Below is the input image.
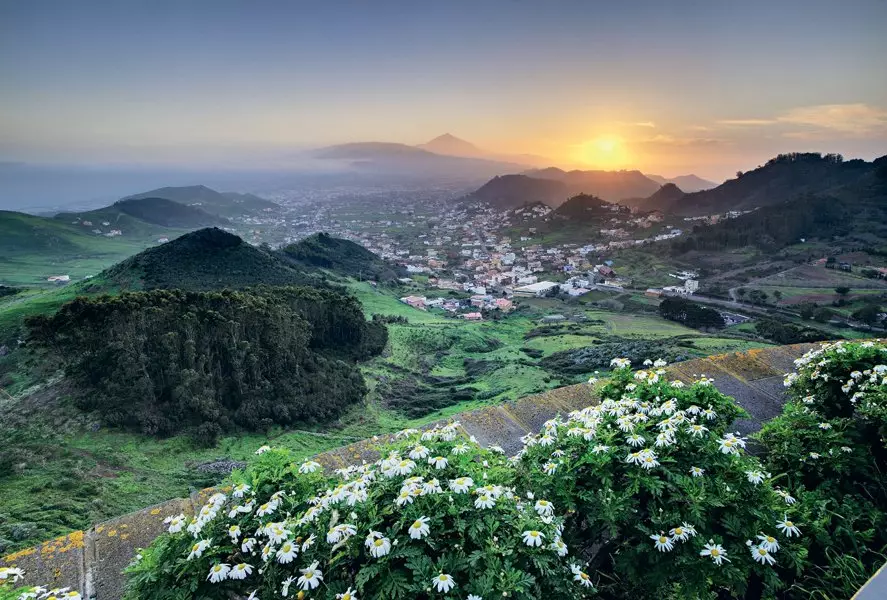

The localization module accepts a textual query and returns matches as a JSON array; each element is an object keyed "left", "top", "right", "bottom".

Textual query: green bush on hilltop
[{"left": 25, "top": 286, "right": 387, "bottom": 445}]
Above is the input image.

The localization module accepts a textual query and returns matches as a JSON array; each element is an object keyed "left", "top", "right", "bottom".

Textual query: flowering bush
[
  {"left": 757, "top": 339, "right": 887, "bottom": 598},
  {"left": 0, "top": 567, "right": 82, "bottom": 600},
  {"left": 121, "top": 422, "right": 589, "bottom": 599},
  {"left": 518, "top": 359, "right": 807, "bottom": 599}
]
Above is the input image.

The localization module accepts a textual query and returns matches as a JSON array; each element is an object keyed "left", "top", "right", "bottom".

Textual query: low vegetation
[
  {"left": 5, "top": 340, "right": 880, "bottom": 599},
  {"left": 25, "top": 287, "right": 386, "bottom": 445}
]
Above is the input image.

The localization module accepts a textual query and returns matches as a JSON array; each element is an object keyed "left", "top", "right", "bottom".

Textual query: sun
[{"left": 575, "top": 136, "right": 629, "bottom": 168}]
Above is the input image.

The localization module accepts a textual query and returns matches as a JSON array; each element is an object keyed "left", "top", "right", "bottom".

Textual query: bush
[
  {"left": 756, "top": 340, "right": 887, "bottom": 598},
  {"left": 517, "top": 361, "right": 807, "bottom": 599},
  {"left": 659, "top": 297, "right": 725, "bottom": 329},
  {"left": 121, "top": 426, "right": 589, "bottom": 599}
]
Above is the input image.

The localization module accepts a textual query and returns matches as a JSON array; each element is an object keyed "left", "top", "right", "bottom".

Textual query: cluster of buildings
[{"left": 398, "top": 293, "right": 514, "bottom": 319}]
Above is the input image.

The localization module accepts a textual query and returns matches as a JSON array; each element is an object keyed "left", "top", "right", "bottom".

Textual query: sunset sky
[{"left": 1, "top": 0, "right": 886, "bottom": 181}]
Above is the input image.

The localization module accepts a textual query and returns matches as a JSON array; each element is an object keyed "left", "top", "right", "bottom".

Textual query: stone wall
[{"left": 1, "top": 343, "right": 817, "bottom": 599}]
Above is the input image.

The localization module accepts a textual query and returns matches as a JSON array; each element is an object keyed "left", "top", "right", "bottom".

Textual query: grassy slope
[{"left": 0, "top": 279, "right": 775, "bottom": 554}]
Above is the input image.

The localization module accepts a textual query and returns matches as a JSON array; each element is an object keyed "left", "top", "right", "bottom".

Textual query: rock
[
  {"left": 194, "top": 458, "right": 246, "bottom": 475},
  {"left": 0, "top": 345, "right": 9, "bottom": 356}
]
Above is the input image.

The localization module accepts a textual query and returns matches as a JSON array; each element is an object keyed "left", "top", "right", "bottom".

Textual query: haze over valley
[{"left": 2, "top": 2, "right": 887, "bottom": 599}]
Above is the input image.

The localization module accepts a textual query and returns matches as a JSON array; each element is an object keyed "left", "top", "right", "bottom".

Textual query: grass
[{"left": 0, "top": 277, "right": 780, "bottom": 555}]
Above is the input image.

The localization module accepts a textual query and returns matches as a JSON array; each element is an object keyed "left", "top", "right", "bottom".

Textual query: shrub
[
  {"left": 756, "top": 340, "right": 887, "bottom": 598},
  {"left": 517, "top": 361, "right": 807, "bottom": 599},
  {"left": 121, "top": 426, "right": 589, "bottom": 600}
]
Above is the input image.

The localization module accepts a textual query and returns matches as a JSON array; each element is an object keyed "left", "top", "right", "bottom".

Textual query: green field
[{"left": 0, "top": 277, "right": 779, "bottom": 555}]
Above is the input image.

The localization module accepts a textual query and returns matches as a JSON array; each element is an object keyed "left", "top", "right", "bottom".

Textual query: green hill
[
  {"left": 103, "top": 227, "right": 311, "bottom": 290},
  {"left": 55, "top": 197, "right": 227, "bottom": 235},
  {"left": 673, "top": 157, "right": 887, "bottom": 254},
  {"left": 123, "top": 185, "right": 279, "bottom": 218},
  {"left": 0, "top": 210, "right": 102, "bottom": 257},
  {"left": 551, "top": 194, "right": 629, "bottom": 222},
  {"left": 665, "top": 153, "right": 880, "bottom": 216},
  {"left": 280, "top": 232, "right": 403, "bottom": 281}
]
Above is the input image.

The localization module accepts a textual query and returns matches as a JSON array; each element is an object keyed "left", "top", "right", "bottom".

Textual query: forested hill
[
  {"left": 463, "top": 174, "right": 569, "bottom": 209},
  {"left": 26, "top": 286, "right": 388, "bottom": 444},
  {"left": 102, "top": 227, "right": 312, "bottom": 290},
  {"left": 281, "top": 232, "right": 404, "bottom": 281},
  {"left": 123, "top": 185, "right": 280, "bottom": 218},
  {"left": 665, "top": 153, "right": 882, "bottom": 216},
  {"left": 56, "top": 197, "right": 227, "bottom": 232},
  {"left": 672, "top": 157, "right": 887, "bottom": 253},
  {"left": 551, "top": 194, "right": 629, "bottom": 221},
  {"left": 625, "top": 183, "right": 685, "bottom": 211}
]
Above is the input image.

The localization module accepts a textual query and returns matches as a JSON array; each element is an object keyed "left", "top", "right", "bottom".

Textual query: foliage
[
  {"left": 122, "top": 425, "right": 589, "bottom": 600},
  {"left": 756, "top": 340, "right": 887, "bottom": 598},
  {"left": 658, "top": 296, "right": 725, "bottom": 329},
  {"left": 25, "top": 287, "right": 386, "bottom": 444},
  {"left": 281, "top": 232, "right": 403, "bottom": 282},
  {"left": 540, "top": 338, "right": 693, "bottom": 374},
  {"left": 102, "top": 228, "right": 312, "bottom": 291},
  {"left": 754, "top": 319, "right": 829, "bottom": 345},
  {"left": 517, "top": 362, "right": 806, "bottom": 599}
]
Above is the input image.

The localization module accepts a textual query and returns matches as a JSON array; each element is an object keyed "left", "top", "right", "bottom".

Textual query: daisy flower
[
  {"left": 700, "top": 541, "right": 729, "bottom": 565},
  {"left": 756, "top": 533, "right": 779, "bottom": 553},
  {"left": 522, "top": 530, "right": 545, "bottom": 547},
  {"left": 689, "top": 466, "right": 705, "bottom": 477},
  {"left": 432, "top": 573, "right": 456, "bottom": 593},
  {"left": 534, "top": 499, "right": 554, "bottom": 516},
  {"left": 276, "top": 542, "right": 298, "bottom": 564},
  {"left": 368, "top": 535, "right": 392, "bottom": 558},
  {"left": 750, "top": 545, "right": 776, "bottom": 565},
  {"left": 408, "top": 516, "right": 431, "bottom": 540},
  {"left": 298, "top": 460, "right": 322, "bottom": 474},
  {"left": 475, "top": 494, "right": 496, "bottom": 509},
  {"left": 187, "top": 539, "right": 212, "bottom": 560},
  {"left": 650, "top": 533, "right": 674, "bottom": 552},
  {"left": 571, "top": 564, "right": 594, "bottom": 588},
  {"left": 297, "top": 561, "right": 324, "bottom": 590},
  {"left": 429, "top": 456, "right": 449, "bottom": 469},
  {"left": 207, "top": 563, "right": 230, "bottom": 583},
  {"left": 337, "top": 588, "right": 359, "bottom": 600},
  {"left": 776, "top": 515, "right": 801, "bottom": 537},
  {"left": 449, "top": 477, "right": 473, "bottom": 493},
  {"left": 229, "top": 563, "right": 253, "bottom": 580}
]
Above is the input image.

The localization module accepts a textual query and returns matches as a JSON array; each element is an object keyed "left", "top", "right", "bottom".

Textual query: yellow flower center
[
  {"left": 674, "top": 528, "right": 683, "bottom": 535},
  {"left": 531, "top": 531, "right": 539, "bottom": 537},
  {"left": 413, "top": 521, "right": 422, "bottom": 528},
  {"left": 711, "top": 549, "right": 720, "bottom": 557},
  {"left": 785, "top": 521, "right": 793, "bottom": 527},
  {"left": 758, "top": 548, "right": 767, "bottom": 555},
  {"left": 580, "top": 572, "right": 589, "bottom": 580},
  {"left": 767, "top": 536, "right": 775, "bottom": 543},
  {"left": 374, "top": 539, "right": 384, "bottom": 547},
  {"left": 658, "top": 536, "right": 667, "bottom": 543}
]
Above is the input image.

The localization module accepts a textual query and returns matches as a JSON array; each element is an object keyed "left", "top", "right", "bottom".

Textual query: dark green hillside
[
  {"left": 673, "top": 160, "right": 887, "bottom": 253},
  {"left": 668, "top": 152, "right": 879, "bottom": 216},
  {"left": 281, "top": 232, "right": 402, "bottom": 281},
  {"left": 56, "top": 197, "right": 226, "bottom": 233},
  {"left": 124, "top": 185, "right": 278, "bottom": 218},
  {"left": 0, "top": 210, "right": 96, "bottom": 256},
  {"left": 27, "top": 287, "right": 386, "bottom": 444},
  {"left": 103, "top": 227, "right": 311, "bottom": 291},
  {"left": 220, "top": 191, "right": 281, "bottom": 212},
  {"left": 552, "top": 193, "right": 628, "bottom": 221},
  {"left": 626, "top": 182, "right": 686, "bottom": 211}
]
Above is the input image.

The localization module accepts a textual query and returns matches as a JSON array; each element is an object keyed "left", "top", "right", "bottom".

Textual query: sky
[{"left": 1, "top": 0, "right": 886, "bottom": 181}]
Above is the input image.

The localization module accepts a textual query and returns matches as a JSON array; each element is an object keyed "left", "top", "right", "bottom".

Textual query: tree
[
  {"left": 773, "top": 290, "right": 783, "bottom": 302},
  {"left": 813, "top": 307, "right": 834, "bottom": 323},
  {"left": 659, "top": 296, "right": 725, "bottom": 329},
  {"left": 799, "top": 302, "right": 817, "bottom": 320},
  {"left": 852, "top": 304, "right": 883, "bottom": 329},
  {"left": 835, "top": 286, "right": 851, "bottom": 296}
]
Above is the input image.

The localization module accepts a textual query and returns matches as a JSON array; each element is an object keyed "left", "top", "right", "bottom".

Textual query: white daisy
[
  {"left": 207, "top": 563, "right": 230, "bottom": 584},
  {"left": 368, "top": 535, "right": 392, "bottom": 558},
  {"left": 432, "top": 573, "right": 456, "bottom": 593},
  {"left": 297, "top": 561, "right": 324, "bottom": 590},
  {"left": 776, "top": 515, "right": 801, "bottom": 537},
  {"left": 409, "top": 516, "right": 431, "bottom": 539},
  {"left": 689, "top": 466, "right": 705, "bottom": 477},
  {"left": 700, "top": 541, "right": 729, "bottom": 565},
  {"left": 429, "top": 456, "right": 449, "bottom": 469},
  {"left": 475, "top": 494, "right": 496, "bottom": 509},
  {"left": 534, "top": 499, "right": 555, "bottom": 516},
  {"left": 187, "top": 539, "right": 212, "bottom": 560},
  {"left": 650, "top": 533, "right": 674, "bottom": 552},
  {"left": 751, "top": 544, "right": 776, "bottom": 565},
  {"left": 229, "top": 563, "right": 253, "bottom": 580},
  {"left": 756, "top": 533, "right": 779, "bottom": 553},
  {"left": 276, "top": 542, "right": 298, "bottom": 564},
  {"left": 522, "top": 530, "right": 545, "bottom": 547}
]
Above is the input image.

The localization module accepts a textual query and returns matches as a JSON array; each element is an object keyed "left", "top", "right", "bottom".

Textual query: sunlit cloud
[
  {"left": 633, "top": 121, "right": 656, "bottom": 128},
  {"left": 635, "top": 134, "right": 723, "bottom": 147},
  {"left": 776, "top": 103, "right": 887, "bottom": 134},
  {"left": 717, "top": 119, "right": 776, "bottom": 126}
]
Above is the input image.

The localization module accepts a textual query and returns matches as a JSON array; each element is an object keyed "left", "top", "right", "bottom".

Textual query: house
[
  {"left": 513, "top": 281, "right": 559, "bottom": 298},
  {"left": 400, "top": 295, "right": 427, "bottom": 310},
  {"left": 470, "top": 295, "right": 490, "bottom": 308},
  {"left": 645, "top": 289, "right": 662, "bottom": 298},
  {"left": 157, "top": 237, "right": 170, "bottom": 243},
  {"left": 684, "top": 279, "right": 699, "bottom": 293},
  {"left": 838, "top": 262, "right": 852, "bottom": 272},
  {"left": 597, "top": 266, "right": 615, "bottom": 278},
  {"left": 566, "top": 287, "right": 589, "bottom": 297},
  {"left": 494, "top": 298, "right": 513, "bottom": 312},
  {"left": 462, "top": 312, "right": 483, "bottom": 321}
]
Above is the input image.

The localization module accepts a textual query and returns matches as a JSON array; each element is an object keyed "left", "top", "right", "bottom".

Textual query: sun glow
[{"left": 575, "top": 135, "right": 630, "bottom": 168}]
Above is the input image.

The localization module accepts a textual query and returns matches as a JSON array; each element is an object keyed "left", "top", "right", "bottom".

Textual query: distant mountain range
[{"left": 416, "top": 133, "right": 551, "bottom": 167}]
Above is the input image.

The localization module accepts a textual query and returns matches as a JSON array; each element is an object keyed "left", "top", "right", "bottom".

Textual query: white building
[{"left": 513, "top": 281, "right": 560, "bottom": 298}]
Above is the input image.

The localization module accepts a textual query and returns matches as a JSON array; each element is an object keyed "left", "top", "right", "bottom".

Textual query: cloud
[
  {"left": 717, "top": 119, "right": 776, "bottom": 126},
  {"left": 776, "top": 103, "right": 887, "bottom": 134},
  {"left": 632, "top": 121, "right": 656, "bottom": 128},
  {"left": 635, "top": 134, "right": 722, "bottom": 147},
  {"left": 716, "top": 104, "right": 887, "bottom": 137}
]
